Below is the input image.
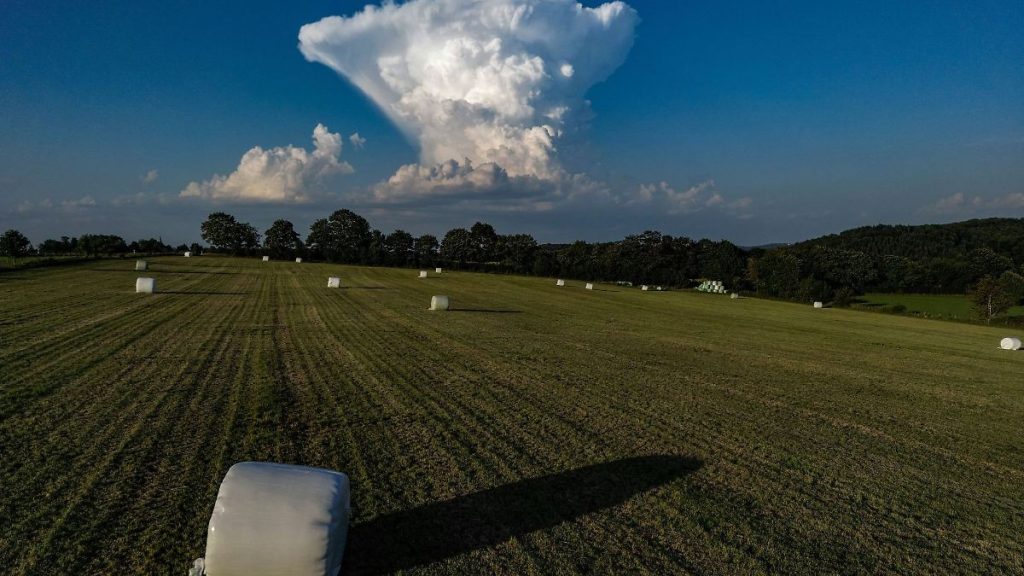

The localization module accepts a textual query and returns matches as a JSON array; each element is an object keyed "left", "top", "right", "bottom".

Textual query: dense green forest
[{"left": 4, "top": 216, "right": 1023, "bottom": 321}]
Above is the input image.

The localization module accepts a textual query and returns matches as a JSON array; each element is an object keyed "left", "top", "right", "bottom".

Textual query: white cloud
[
  {"left": 931, "top": 192, "right": 966, "bottom": 213},
  {"left": 62, "top": 195, "right": 96, "bottom": 209},
  {"left": 180, "top": 123, "right": 353, "bottom": 203},
  {"left": 141, "top": 169, "right": 159, "bottom": 184},
  {"left": 630, "top": 180, "right": 752, "bottom": 215},
  {"left": 299, "top": 0, "right": 638, "bottom": 192},
  {"left": 12, "top": 196, "right": 95, "bottom": 215},
  {"left": 349, "top": 133, "right": 366, "bottom": 149},
  {"left": 295, "top": 2, "right": 754, "bottom": 222},
  {"left": 988, "top": 193, "right": 1024, "bottom": 209},
  {"left": 927, "top": 192, "right": 1024, "bottom": 215}
]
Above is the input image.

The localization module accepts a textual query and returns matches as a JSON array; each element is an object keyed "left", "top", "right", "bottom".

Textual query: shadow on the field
[
  {"left": 343, "top": 454, "right": 702, "bottom": 575},
  {"left": 345, "top": 286, "right": 390, "bottom": 290},
  {"left": 161, "top": 290, "right": 248, "bottom": 295},
  {"left": 449, "top": 308, "right": 523, "bottom": 314},
  {"left": 89, "top": 268, "right": 239, "bottom": 275},
  {"left": 154, "top": 269, "right": 240, "bottom": 275}
]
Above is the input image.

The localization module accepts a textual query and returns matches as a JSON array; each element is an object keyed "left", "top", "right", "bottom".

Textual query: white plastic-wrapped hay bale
[
  {"left": 262, "top": 256, "right": 270, "bottom": 262},
  {"left": 135, "top": 260, "right": 148, "bottom": 271},
  {"left": 429, "top": 295, "right": 450, "bottom": 311},
  {"left": 185, "top": 251, "right": 192, "bottom": 258},
  {"left": 585, "top": 283, "right": 594, "bottom": 290},
  {"left": 327, "top": 277, "right": 341, "bottom": 288},
  {"left": 556, "top": 279, "right": 565, "bottom": 287},
  {"left": 731, "top": 292, "right": 739, "bottom": 299},
  {"left": 813, "top": 301, "right": 823, "bottom": 308},
  {"left": 295, "top": 257, "right": 303, "bottom": 263},
  {"left": 1000, "top": 337, "right": 1022, "bottom": 351},
  {"left": 419, "top": 270, "right": 428, "bottom": 279},
  {"left": 641, "top": 285, "right": 649, "bottom": 291},
  {"left": 435, "top": 267, "right": 443, "bottom": 274},
  {"left": 136, "top": 277, "right": 156, "bottom": 293},
  {"left": 198, "top": 462, "right": 350, "bottom": 576}
]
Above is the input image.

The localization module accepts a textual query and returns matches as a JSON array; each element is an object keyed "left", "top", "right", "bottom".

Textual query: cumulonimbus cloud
[
  {"left": 180, "top": 124, "right": 353, "bottom": 203},
  {"left": 299, "top": 0, "right": 638, "bottom": 202}
]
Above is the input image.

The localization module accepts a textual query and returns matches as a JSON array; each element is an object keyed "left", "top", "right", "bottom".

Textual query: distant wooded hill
[
  {"left": 750, "top": 218, "right": 1024, "bottom": 301},
  {"left": 789, "top": 218, "right": 1024, "bottom": 261}
]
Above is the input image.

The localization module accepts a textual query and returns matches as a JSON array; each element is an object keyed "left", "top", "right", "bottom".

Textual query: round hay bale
[
  {"left": 295, "top": 257, "right": 303, "bottom": 263},
  {"left": 419, "top": 270, "right": 428, "bottom": 278},
  {"left": 1000, "top": 337, "right": 1022, "bottom": 351},
  {"left": 435, "top": 267, "right": 443, "bottom": 274},
  {"left": 184, "top": 251, "right": 192, "bottom": 258},
  {"left": 730, "top": 292, "right": 739, "bottom": 299},
  {"left": 199, "top": 462, "right": 351, "bottom": 576},
  {"left": 556, "top": 279, "right": 565, "bottom": 286},
  {"left": 136, "top": 277, "right": 156, "bottom": 294},
  {"left": 262, "top": 256, "right": 270, "bottom": 262},
  {"left": 641, "top": 285, "right": 649, "bottom": 291},
  {"left": 813, "top": 301, "right": 823, "bottom": 308},
  {"left": 135, "top": 260, "right": 148, "bottom": 271},
  {"left": 327, "top": 277, "right": 341, "bottom": 288},
  {"left": 585, "top": 283, "right": 594, "bottom": 290},
  {"left": 429, "top": 295, "right": 450, "bottom": 311}
]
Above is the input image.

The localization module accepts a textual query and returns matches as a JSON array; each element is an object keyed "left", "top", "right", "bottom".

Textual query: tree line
[
  {"left": 197, "top": 211, "right": 1024, "bottom": 323},
  {"left": 5, "top": 214, "right": 1023, "bottom": 322},
  {"left": 1, "top": 229, "right": 198, "bottom": 262},
  {"left": 196, "top": 211, "right": 750, "bottom": 281}
]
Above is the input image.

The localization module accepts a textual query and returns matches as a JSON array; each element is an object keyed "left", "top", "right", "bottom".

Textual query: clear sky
[{"left": 2, "top": 0, "right": 1021, "bottom": 246}]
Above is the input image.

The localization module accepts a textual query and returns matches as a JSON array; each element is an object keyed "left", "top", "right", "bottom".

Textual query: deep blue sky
[{"left": 2, "top": 0, "right": 1022, "bottom": 245}]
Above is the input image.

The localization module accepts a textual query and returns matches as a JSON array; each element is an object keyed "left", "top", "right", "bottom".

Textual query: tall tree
[
  {"left": 497, "top": 233, "right": 538, "bottom": 273},
  {"left": 264, "top": 219, "right": 303, "bottom": 259},
  {"left": 200, "top": 212, "right": 240, "bottom": 250},
  {"left": 972, "top": 275, "right": 1016, "bottom": 323},
  {"left": 201, "top": 212, "right": 260, "bottom": 254},
  {"left": 469, "top": 222, "right": 499, "bottom": 262},
  {"left": 440, "top": 228, "right": 474, "bottom": 266},
  {"left": 754, "top": 251, "right": 801, "bottom": 298},
  {"left": 368, "top": 230, "right": 387, "bottom": 265},
  {"left": 306, "top": 209, "right": 372, "bottom": 263},
  {"left": 384, "top": 230, "right": 414, "bottom": 266},
  {"left": 414, "top": 234, "right": 439, "bottom": 266},
  {"left": 78, "top": 234, "right": 127, "bottom": 256},
  {"left": 0, "top": 229, "right": 31, "bottom": 264}
]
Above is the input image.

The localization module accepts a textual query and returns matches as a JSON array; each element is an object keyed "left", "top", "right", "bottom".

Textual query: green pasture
[{"left": 1, "top": 257, "right": 1021, "bottom": 574}]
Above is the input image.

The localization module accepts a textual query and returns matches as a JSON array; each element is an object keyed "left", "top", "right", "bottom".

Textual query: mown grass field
[
  {"left": 1, "top": 256, "right": 1022, "bottom": 575},
  {"left": 857, "top": 292, "right": 1024, "bottom": 322}
]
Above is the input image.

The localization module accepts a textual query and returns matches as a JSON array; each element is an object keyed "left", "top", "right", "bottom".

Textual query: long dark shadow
[
  {"left": 449, "top": 308, "right": 523, "bottom": 314},
  {"left": 153, "top": 269, "right": 240, "bottom": 275},
  {"left": 87, "top": 268, "right": 239, "bottom": 275},
  {"left": 344, "top": 455, "right": 701, "bottom": 575},
  {"left": 160, "top": 290, "right": 248, "bottom": 295}
]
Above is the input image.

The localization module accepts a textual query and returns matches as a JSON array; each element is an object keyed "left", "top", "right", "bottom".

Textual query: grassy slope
[
  {"left": 859, "top": 292, "right": 1024, "bottom": 321},
  {"left": 0, "top": 257, "right": 1022, "bottom": 575}
]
